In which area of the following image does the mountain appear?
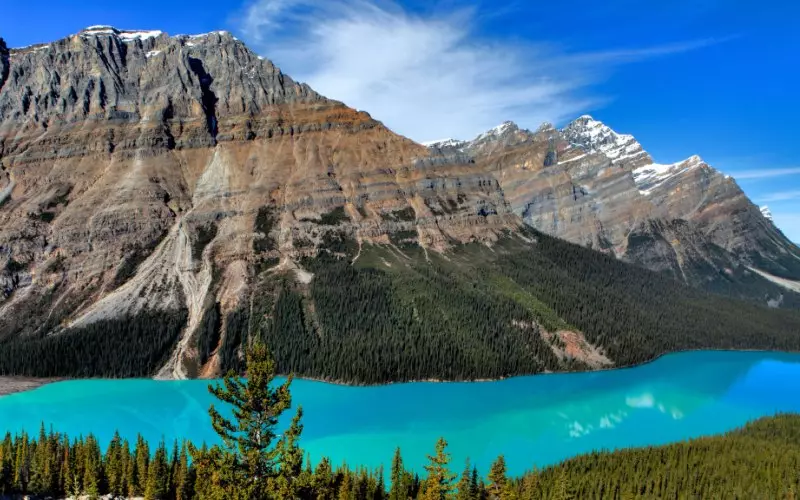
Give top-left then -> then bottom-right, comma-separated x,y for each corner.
428,115 -> 800,304
1,27 -> 800,382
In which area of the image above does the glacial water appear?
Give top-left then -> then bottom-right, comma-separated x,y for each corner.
2,351 -> 800,476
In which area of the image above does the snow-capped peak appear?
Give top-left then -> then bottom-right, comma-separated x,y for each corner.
79,26 -> 163,42
761,206 -> 774,222
562,115 -> 649,165
421,138 -> 465,149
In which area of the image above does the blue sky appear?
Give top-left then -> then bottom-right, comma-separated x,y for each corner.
1,0 -> 798,242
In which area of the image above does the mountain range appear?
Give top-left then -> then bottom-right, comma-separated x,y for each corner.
1,27 -> 799,381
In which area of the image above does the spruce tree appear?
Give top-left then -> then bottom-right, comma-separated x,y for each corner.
275,406 -> 305,498
389,447 -> 408,500
422,437 -> 456,500
82,435 -> 102,499
487,456 -> 506,499
455,459 -> 472,500
314,457 -> 335,500
134,435 -> 150,496
145,440 -> 169,500
201,342 -> 299,499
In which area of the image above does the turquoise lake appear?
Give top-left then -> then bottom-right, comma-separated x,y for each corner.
2,351 -> 800,476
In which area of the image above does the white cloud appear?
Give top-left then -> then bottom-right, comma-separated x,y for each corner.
756,190 -> 800,203
234,0 -> 722,142
731,167 -> 800,180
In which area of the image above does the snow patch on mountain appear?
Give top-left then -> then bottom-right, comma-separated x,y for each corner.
422,138 -> 464,148
633,155 -> 704,197
761,206 -> 774,222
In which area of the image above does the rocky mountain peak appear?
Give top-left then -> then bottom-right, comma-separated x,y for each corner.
562,115 -> 651,168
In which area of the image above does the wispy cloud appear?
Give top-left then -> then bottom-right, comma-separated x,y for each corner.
731,167 -> 800,180
233,0 -> 723,142
757,190 -> 800,203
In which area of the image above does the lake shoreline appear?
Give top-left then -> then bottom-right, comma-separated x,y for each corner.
0,377 -> 60,396
0,347 -> 794,396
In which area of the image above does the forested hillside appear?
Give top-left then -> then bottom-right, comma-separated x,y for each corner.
2,228 -> 800,382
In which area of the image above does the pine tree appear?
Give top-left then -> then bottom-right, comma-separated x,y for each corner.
145,440 -> 169,500
339,469 -> 353,500
200,342 -> 298,499
389,447 -> 408,500
487,456 -> 506,499
125,443 -> 137,498
470,467 -> 480,500
0,433 -> 10,495
29,424 -> 48,495
314,457 -> 335,500
13,431 -> 30,492
82,435 -> 103,499
455,458 -> 472,500
105,431 -> 123,497
550,468 -> 570,500
422,437 -> 456,500
275,406 -> 305,498
173,441 -> 192,500
134,434 -> 150,496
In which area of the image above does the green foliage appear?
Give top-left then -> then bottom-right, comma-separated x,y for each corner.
200,343 -> 297,498
380,207 -> 416,222
197,302 -> 222,366
319,207 -> 350,225
0,310 -> 188,377
302,206 -> 351,226
422,438 -> 456,500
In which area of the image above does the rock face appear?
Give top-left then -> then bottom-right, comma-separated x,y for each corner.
434,115 -> 800,298
0,27 -> 516,376
1,27 -> 799,378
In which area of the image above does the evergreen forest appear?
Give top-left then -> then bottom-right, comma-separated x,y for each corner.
2,228 -> 800,382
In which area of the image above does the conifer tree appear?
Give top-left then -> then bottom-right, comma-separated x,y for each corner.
550,468 -> 570,500
275,406 -> 305,497
105,431 -> 123,496
338,469 -> 353,500
314,457 -> 335,500
455,459 -> 472,500
199,342 -> 299,499
174,442 -> 192,500
134,435 -> 150,496
487,456 -> 507,499
470,467 -> 480,500
13,431 -> 30,492
145,440 -> 169,500
422,437 -> 456,500
29,424 -> 48,494
82,435 -> 102,499
389,447 -> 408,500
0,433 -> 11,494
125,443 -> 137,498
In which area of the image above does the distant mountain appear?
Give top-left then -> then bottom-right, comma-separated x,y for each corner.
426,115 -> 800,304
1,27 -> 799,381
